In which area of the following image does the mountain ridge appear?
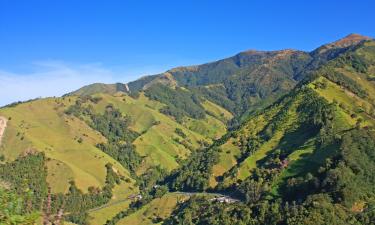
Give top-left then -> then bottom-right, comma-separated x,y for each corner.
1,34 -> 375,224
70,34 -> 372,97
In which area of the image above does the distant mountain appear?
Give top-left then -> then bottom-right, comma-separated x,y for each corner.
68,82 -> 130,96
1,34 -> 374,225
73,34 -> 373,120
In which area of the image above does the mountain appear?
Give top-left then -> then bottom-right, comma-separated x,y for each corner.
0,34 -> 375,225
164,37 -> 375,224
68,83 -> 131,96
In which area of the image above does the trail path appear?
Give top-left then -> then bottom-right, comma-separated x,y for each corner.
0,116 -> 7,146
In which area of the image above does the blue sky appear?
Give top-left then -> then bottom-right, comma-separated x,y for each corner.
0,0 -> 374,106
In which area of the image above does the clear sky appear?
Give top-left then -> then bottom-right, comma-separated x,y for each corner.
0,0 -> 374,106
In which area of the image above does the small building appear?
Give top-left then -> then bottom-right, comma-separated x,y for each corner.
128,194 -> 143,200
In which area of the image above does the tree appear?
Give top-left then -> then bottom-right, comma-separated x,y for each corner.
0,188 -> 39,224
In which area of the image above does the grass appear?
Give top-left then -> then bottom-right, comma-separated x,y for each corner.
46,159 -> 75,193
237,131 -> 285,180
270,138 -> 316,196
0,97 -> 135,193
236,96 -> 300,181
117,193 -> 189,225
209,140 -> 241,187
183,114 -> 227,140
311,77 -> 375,127
201,100 -> 233,122
88,181 -> 138,225
209,112 -> 275,187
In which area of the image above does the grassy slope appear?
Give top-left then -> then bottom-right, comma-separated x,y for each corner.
0,92 -> 230,223
88,93 -> 230,172
236,96 -> 300,181
210,67 -> 374,192
0,97 -> 136,193
270,104 -> 356,194
209,102 -> 283,187
117,193 -> 189,225
268,75 -> 370,195
210,72 -> 373,189
311,76 -> 375,127
201,100 -> 233,122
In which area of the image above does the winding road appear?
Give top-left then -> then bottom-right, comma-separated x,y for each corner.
88,191 -> 240,213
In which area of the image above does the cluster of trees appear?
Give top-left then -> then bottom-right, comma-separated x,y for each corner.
90,104 -> 139,143
0,152 -> 48,212
54,163 -> 121,224
174,128 -> 187,138
105,166 -> 170,225
66,101 -> 142,175
164,127 -> 375,225
167,146 -> 220,191
145,84 -> 206,122
320,67 -> 368,98
90,105 -> 142,175
165,193 -> 362,225
0,151 -> 126,224
96,143 -> 141,176
334,49 -> 370,74
0,188 -> 39,224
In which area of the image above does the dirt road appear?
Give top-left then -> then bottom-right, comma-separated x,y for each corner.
0,116 -> 7,146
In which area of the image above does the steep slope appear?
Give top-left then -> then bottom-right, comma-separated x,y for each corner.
183,38 -> 375,192
163,39 -> 375,225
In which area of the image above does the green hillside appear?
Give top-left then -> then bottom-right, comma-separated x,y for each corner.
1,34 -> 375,225
162,38 -> 375,225
0,86 -> 230,223
0,97 -> 135,193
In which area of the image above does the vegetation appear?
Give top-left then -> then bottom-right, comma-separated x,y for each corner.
0,153 -> 48,211
145,84 -> 206,122
167,145 -> 221,191
1,34 -> 375,224
0,188 -> 39,224
66,102 -> 142,175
